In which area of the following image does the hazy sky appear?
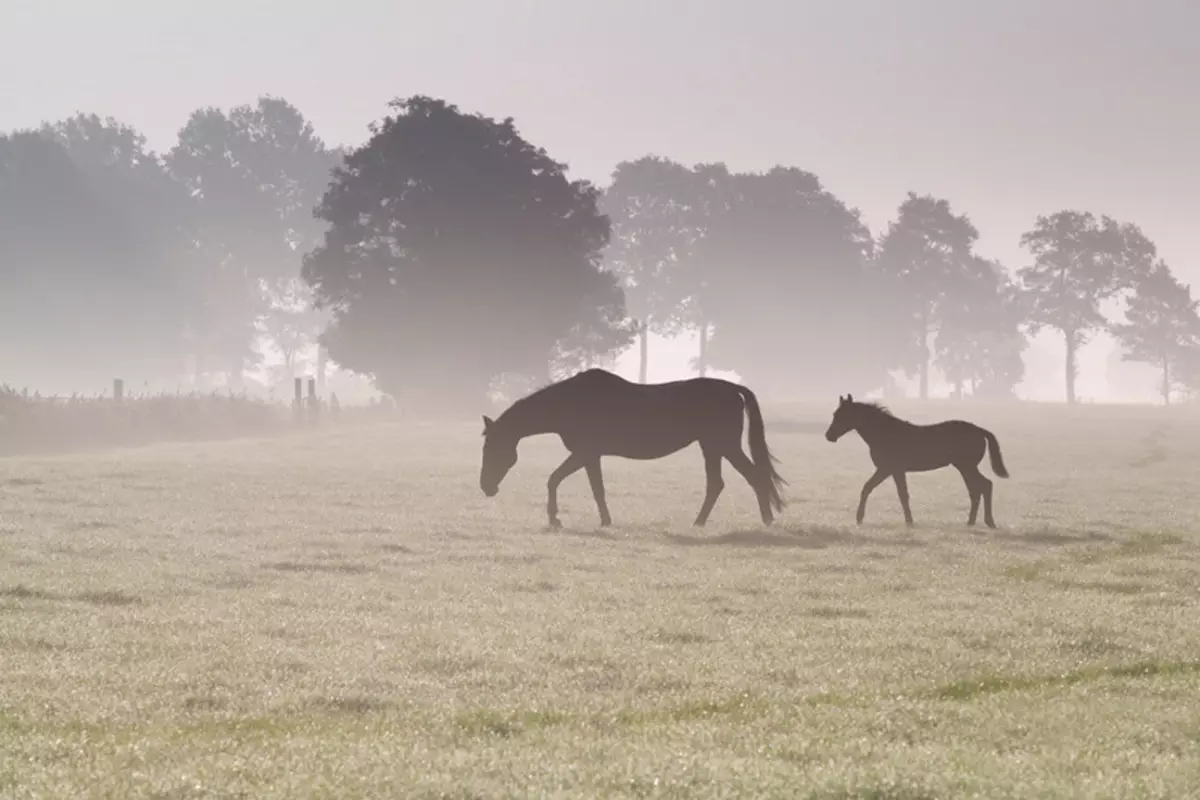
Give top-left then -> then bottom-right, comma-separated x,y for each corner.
4,0 -> 1195,273
3,0 -> 1196,396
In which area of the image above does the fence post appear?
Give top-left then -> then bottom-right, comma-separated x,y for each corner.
113,379 -> 124,404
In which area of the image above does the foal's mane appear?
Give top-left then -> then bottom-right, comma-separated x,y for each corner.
854,400 -> 898,419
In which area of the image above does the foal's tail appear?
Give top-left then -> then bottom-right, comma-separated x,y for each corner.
981,427 -> 1010,479
736,386 -> 787,513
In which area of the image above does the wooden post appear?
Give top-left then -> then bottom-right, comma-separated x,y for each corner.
113,379 -> 124,404
293,377 -> 303,424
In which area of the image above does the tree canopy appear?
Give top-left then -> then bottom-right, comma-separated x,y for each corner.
302,96 -> 630,412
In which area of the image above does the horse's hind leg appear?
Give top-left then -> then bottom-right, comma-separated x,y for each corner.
979,471 -> 996,528
693,444 -> 725,527
584,458 -> 612,527
724,447 -> 772,525
955,464 -> 983,526
893,471 -> 914,527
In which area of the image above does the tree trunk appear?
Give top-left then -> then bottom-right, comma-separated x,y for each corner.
918,308 -> 930,401
637,321 -> 649,384
1064,332 -> 1078,405
317,346 -> 327,396
1162,356 -> 1171,405
697,320 -> 709,378
953,378 -> 963,400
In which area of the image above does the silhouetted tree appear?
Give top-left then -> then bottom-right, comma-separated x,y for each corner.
1111,261 -> 1200,404
602,156 -> 708,381
302,96 -> 629,414
694,166 -> 897,398
167,96 -> 339,385
0,128 -> 189,390
935,258 -> 1027,399
877,192 -> 983,399
1018,211 -> 1157,404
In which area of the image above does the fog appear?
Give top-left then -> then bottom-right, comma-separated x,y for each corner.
2,0 -> 1197,405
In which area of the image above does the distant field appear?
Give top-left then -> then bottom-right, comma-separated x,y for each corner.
2,402 -> 1200,798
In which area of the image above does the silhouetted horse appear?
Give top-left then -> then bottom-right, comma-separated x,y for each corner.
824,394 -> 1009,528
480,369 -> 787,529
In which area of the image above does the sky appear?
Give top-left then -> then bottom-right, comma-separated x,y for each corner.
3,0 -> 1197,399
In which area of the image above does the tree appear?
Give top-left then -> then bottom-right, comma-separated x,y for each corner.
935,258 -> 1027,399
167,96 -> 340,385
693,166 -> 900,398
1018,211 -> 1157,403
0,128 -> 190,391
877,192 -> 982,399
601,156 -> 710,382
38,114 -> 200,378
1111,261 -> 1200,404
302,95 -> 631,414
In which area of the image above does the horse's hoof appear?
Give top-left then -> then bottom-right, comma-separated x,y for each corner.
548,519 -> 563,530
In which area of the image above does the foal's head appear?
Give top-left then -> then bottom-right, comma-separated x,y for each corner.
479,415 -> 519,497
825,394 -> 870,442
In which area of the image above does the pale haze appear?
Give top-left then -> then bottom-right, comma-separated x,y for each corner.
4,0 -> 1196,400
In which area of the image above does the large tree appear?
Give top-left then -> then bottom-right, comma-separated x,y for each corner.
1018,210 -> 1157,403
693,166 -> 899,398
601,156 -> 711,381
1111,261 -> 1200,405
302,95 -> 631,414
167,96 -> 340,385
877,192 -> 983,399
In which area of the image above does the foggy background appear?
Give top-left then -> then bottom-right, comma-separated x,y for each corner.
2,0 -> 1197,404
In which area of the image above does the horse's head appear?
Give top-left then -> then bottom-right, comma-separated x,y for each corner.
479,415 -> 518,497
824,394 -> 858,442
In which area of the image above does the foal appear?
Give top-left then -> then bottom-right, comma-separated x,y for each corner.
824,394 -> 1009,528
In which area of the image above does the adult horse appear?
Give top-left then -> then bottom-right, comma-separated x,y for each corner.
824,394 -> 1009,528
479,369 -> 787,529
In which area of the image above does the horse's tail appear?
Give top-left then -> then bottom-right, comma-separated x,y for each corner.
736,385 -> 787,513
981,427 -> 1010,478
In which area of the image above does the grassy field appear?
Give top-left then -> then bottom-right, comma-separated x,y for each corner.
2,401 -> 1200,798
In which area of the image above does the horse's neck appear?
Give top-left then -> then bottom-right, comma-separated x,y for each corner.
855,412 -> 905,444
500,394 -> 562,440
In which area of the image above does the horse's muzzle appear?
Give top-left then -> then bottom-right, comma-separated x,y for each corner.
481,484 -> 498,498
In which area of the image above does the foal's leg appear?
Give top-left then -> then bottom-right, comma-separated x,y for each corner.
583,458 -> 612,527
546,453 -> 586,529
979,471 -> 996,528
725,447 -> 773,525
857,469 -> 889,525
955,464 -> 983,525
693,444 -> 726,527
892,472 -> 914,527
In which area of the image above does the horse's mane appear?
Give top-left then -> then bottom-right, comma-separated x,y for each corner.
855,400 -> 897,419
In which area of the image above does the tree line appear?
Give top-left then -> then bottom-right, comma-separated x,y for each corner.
3,94 -> 1197,410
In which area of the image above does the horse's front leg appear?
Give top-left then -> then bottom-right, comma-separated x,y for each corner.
583,458 -> 612,527
546,453 -> 586,529
857,468 -> 888,525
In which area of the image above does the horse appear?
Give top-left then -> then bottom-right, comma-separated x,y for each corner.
823,394 -> 1009,528
479,368 -> 787,529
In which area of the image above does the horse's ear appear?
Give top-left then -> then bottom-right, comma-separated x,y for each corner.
482,415 -> 494,435
846,393 -> 854,403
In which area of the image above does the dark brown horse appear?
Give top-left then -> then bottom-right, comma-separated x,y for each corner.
824,394 -> 1009,528
480,369 -> 786,528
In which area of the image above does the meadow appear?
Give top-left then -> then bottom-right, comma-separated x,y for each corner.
2,400 -> 1199,798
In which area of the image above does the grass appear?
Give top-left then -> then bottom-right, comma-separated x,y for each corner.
2,401 -> 1200,797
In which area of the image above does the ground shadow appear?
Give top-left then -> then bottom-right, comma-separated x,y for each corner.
545,525 -> 620,541
981,528 -> 1113,547
663,524 -> 925,550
